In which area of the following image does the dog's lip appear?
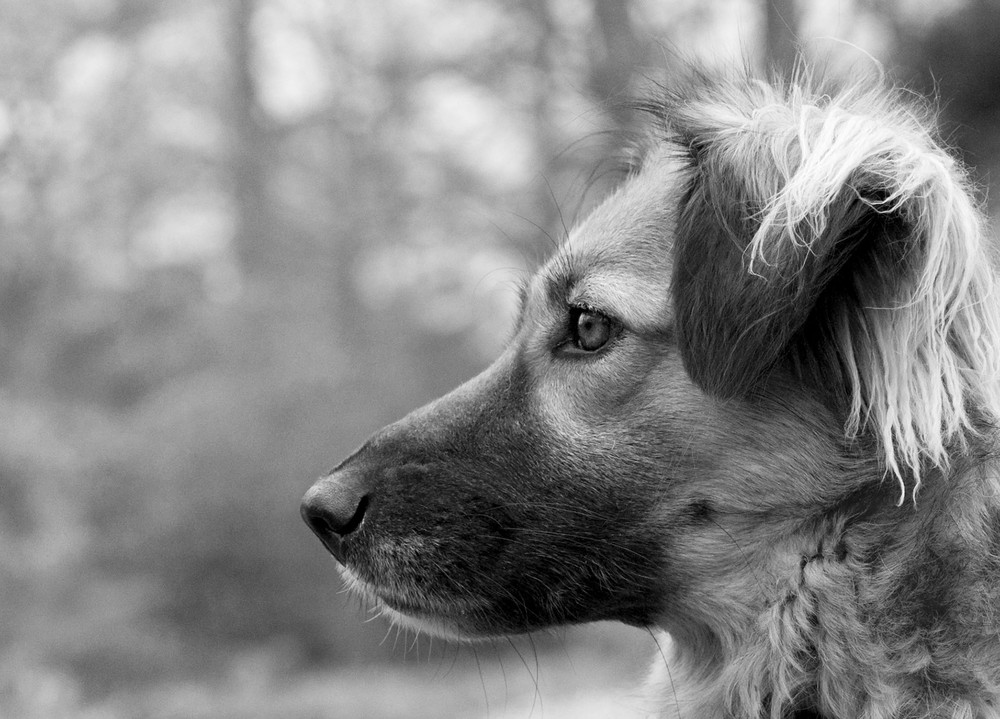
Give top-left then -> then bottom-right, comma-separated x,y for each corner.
310,527 -> 347,564
378,594 -> 438,616
341,567 -> 484,625
377,587 -> 482,619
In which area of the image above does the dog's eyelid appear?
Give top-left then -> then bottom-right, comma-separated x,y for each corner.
568,300 -> 602,314
568,302 -> 625,330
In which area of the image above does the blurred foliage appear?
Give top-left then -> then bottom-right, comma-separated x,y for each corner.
0,0 -> 998,716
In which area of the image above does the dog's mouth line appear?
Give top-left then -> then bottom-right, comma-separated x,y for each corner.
340,567 -> 486,621
379,594 -> 478,619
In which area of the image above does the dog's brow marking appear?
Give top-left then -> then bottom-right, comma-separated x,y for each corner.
537,149 -> 683,332
570,270 -> 672,332
539,244 -> 674,333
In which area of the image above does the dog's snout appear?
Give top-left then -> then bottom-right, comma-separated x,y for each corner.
300,469 -> 371,563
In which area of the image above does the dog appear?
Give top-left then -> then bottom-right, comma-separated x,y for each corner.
301,65 -> 1000,718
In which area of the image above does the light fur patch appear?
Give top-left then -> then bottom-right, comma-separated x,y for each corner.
544,147 -> 681,333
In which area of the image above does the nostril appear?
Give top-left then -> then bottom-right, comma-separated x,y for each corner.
301,504 -> 335,538
300,470 -> 373,562
300,494 -> 369,539
340,494 -> 369,536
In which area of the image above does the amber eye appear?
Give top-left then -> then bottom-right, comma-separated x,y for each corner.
570,307 -> 614,352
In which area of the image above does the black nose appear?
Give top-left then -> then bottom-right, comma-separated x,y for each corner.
300,469 -> 371,563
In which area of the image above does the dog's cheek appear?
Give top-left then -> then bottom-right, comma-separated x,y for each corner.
463,419 -> 672,628
515,353 -> 706,603
533,339 -> 666,438
342,349 -> 700,632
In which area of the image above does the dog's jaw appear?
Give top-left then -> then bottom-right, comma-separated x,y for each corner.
338,564 -> 510,641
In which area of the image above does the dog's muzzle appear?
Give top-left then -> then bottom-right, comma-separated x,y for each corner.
300,468 -> 370,564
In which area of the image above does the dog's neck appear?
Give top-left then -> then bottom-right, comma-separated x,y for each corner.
648,456 -> 1000,718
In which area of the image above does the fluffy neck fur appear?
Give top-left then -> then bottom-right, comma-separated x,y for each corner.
648,453 -> 1000,719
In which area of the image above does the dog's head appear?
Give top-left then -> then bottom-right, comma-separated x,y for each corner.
301,69 -> 1000,651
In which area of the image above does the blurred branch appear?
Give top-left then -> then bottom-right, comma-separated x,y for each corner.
228,0 -> 279,278
763,0 -> 800,73
589,0 -> 641,128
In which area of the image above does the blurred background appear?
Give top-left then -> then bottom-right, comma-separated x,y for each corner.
2,0 -> 1000,717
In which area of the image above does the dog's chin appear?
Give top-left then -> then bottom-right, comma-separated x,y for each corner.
339,566 -> 496,641
376,601 -> 485,641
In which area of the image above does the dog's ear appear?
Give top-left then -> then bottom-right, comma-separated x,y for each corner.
666,75 -> 1000,489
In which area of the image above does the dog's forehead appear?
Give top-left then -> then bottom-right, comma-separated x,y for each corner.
534,148 -> 682,330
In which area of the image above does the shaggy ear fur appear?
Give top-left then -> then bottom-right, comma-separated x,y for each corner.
660,69 -> 1000,495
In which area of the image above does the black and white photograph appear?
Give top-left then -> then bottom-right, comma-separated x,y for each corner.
3,1 -> 1000,717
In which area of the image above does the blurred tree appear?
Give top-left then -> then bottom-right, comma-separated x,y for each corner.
880,0 -> 1000,204
764,0 -> 801,73
229,0 -> 278,278
589,0 -> 642,129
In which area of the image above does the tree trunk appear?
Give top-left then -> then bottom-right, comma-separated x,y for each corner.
590,0 -> 640,130
763,0 -> 800,74
228,0 -> 276,278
